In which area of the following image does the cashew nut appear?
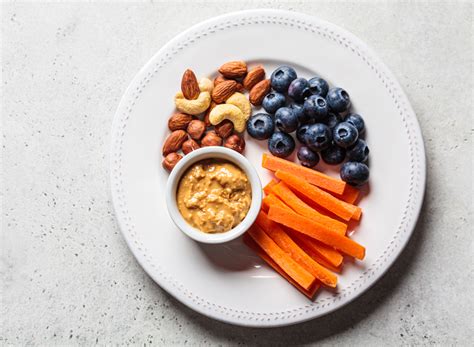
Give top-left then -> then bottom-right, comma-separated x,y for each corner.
225,92 -> 251,120
174,91 -> 211,115
209,104 -> 246,133
199,77 -> 214,93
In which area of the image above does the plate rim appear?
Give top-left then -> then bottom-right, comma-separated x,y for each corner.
110,9 -> 426,327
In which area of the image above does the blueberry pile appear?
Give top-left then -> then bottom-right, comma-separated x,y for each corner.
246,66 -> 370,186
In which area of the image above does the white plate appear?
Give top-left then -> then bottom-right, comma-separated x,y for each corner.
110,9 -> 426,327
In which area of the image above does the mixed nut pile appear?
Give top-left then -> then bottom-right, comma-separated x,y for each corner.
162,61 -> 269,171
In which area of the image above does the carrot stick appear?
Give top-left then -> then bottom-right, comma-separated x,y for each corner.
275,170 -> 361,221
256,211 -> 337,288
243,234 -> 319,299
263,178 -> 279,195
288,230 -> 344,268
352,207 -> 362,221
293,236 -> 343,273
310,253 -> 342,273
268,205 -> 365,260
262,194 -> 287,212
293,190 -> 344,221
247,225 -> 316,290
271,182 -> 347,235
262,153 -> 346,195
336,185 -> 360,204
262,193 -> 345,266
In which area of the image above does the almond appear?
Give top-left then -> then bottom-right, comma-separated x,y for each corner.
181,69 -> 200,100
249,79 -> 271,106
214,120 -> 234,138
162,130 -> 188,155
214,75 -> 243,92
243,65 -> 265,90
168,113 -> 193,131
214,75 -> 227,86
218,61 -> 247,79
211,80 -> 238,104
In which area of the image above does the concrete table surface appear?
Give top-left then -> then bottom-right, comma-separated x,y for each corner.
1,1 -> 472,345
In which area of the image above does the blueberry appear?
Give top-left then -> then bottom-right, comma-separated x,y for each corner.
327,87 -> 351,113
304,123 -> 332,152
274,107 -> 298,133
340,162 -> 370,186
297,146 -> 320,168
321,144 -> 346,165
308,77 -> 329,97
246,113 -> 274,140
262,92 -> 286,114
289,103 -> 311,124
270,66 -> 297,93
296,124 -> 310,144
325,112 -> 342,129
333,122 -> 358,148
347,139 -> 369,162
303,95 -> 329,122
345,113 -> 365,135
268,132 -> 295,158
288,78 -> 311,102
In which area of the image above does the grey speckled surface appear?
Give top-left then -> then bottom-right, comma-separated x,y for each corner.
1,1 -> 473,345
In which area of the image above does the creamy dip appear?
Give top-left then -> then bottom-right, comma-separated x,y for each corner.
176,160 -> 252,233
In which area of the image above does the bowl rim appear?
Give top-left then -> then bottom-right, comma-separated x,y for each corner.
166,147 -> 262,244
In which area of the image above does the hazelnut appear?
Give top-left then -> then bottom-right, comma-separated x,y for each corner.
224,134 -> 245,153
182,138 -> 200,154
201,131 -> 222,147
162,152 -> 182,171
186,120 -> 206,140
214,120 -> 234,138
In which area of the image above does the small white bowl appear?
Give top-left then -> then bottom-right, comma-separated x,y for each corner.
166,147 -> 262,244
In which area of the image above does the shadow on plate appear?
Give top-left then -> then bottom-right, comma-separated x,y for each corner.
195,236 -> 260,272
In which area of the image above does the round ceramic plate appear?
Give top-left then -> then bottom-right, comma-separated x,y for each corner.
110,9 -> 426,327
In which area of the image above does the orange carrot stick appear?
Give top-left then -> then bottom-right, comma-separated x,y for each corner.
336,185 -> 360,204
268,205 -> 365,260
243,234 -> 319,299
293,236 -> 343,273
262,193 -> 345,266
262,153 -> 346,195
263,178 -> 279,195
271,182 -> 347,235
288,230 -> 344,268
262,194 -> 287,212
247,225 -> 316,290
310,253 -> 342,273
293,190 -> 346,222
352,206 -> 362,221
275,170 -> 361,221
256,211 -> 337,288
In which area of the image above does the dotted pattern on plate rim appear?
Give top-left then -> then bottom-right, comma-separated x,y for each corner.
111,15 -> 423,323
